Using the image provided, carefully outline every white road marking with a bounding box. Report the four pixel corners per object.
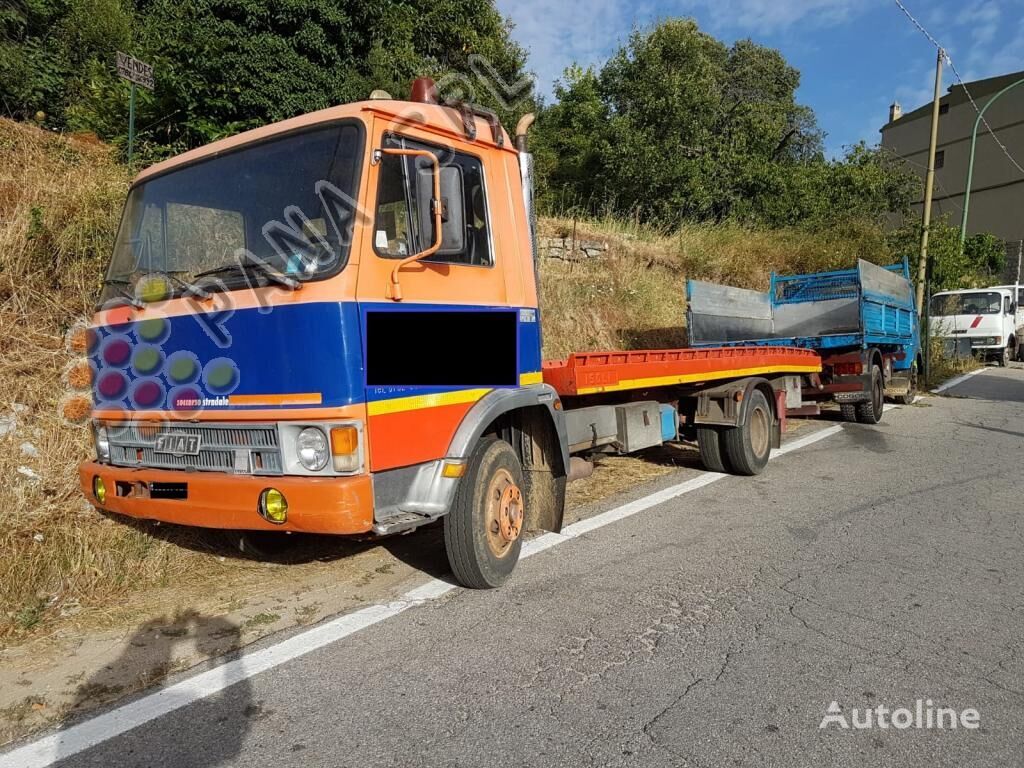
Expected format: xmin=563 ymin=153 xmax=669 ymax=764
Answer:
xmin=931 ymin=367 xmax=987 ymax=394
xmin=0 ymin=423 xmax=847 ymax=768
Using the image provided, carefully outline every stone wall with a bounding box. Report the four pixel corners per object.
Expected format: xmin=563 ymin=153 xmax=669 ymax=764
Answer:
xmin=538 ymin=236 xmax=609 ymax=261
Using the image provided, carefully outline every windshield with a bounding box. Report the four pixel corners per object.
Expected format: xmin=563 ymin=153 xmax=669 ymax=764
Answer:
xmin=930 ymin=291 xmax=1002 ymax=316
xmin=103 ymin=122 xmax=363 ymax=302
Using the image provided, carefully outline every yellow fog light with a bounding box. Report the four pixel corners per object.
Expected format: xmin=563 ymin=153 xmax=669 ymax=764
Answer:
xmin=259 ymin=488 xmax=288 ymax=524
xmin=93 ymin=476 xmax=107 ymax=504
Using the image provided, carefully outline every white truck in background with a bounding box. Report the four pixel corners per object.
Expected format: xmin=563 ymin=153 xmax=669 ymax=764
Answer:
xmin=930 ymin=287 xmax=1022 ymax=366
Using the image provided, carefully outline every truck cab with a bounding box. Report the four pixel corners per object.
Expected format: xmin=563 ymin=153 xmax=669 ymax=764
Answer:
xmin=81 ymin=83 xmax=569 ymax=587
xmin=930 ymin=287 xmax=1020 ymax=365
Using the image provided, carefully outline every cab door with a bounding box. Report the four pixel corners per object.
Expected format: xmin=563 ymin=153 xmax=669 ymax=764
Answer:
xmin=355 ymin=120 xmax=526 ymax=472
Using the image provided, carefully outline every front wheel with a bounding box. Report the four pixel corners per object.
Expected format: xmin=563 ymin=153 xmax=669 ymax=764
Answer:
xmin=444 ymin=437 xmax=525 ymax=589
xmin=997 ymin=344 xmax=1010 ymax=367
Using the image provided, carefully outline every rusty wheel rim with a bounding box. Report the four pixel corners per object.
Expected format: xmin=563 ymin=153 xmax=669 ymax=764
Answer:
xmin=485 ymin=468 xmax=523 ymax=558
xmin=750 ymin=405 xmax=770 ymax=458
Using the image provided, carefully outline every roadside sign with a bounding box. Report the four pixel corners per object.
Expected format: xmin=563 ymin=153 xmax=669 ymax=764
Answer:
xmin=116 ymin=51 xmax=154 ymax=91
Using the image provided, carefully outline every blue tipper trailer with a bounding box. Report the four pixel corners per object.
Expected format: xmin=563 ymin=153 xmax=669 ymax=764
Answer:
xmin=686 ymin=258 xmax=921 ymax=424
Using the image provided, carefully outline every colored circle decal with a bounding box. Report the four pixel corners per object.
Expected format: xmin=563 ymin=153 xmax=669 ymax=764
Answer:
xmin=66 ymin=360 xmax=95 ymax=390
xmin=168 ymin=385 xmax=203 ymax=415
xmin=136 ymin=317 xmax=170 ymax=344
xmin=138 ymin=277 xmax=170 ymax=304
xmin=203 ymin=357 xmax=240 ymax=395
xmin=166 ymin=351 xmax=200 ymax=384
xmin=101 ymin=335 xmax=133 ymax=368
xmin=132 ymin=346 xmax=163 ymax=376
xmin=96 ymin=370 xmax=128 ymax=401
xmin=130 ymin=378 xmax=165 ymax=409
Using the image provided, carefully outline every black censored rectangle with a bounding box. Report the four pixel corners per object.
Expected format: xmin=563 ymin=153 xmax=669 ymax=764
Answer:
xmin=365 ymin=310 xmax=518 ymax=387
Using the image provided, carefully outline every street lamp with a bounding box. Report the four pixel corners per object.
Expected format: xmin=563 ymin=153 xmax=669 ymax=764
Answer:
xmin=959 ymin=76 xmax=1024 ymax=246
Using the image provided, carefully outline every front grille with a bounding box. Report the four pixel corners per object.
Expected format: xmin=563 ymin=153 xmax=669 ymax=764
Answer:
xmin=107 ymin=422 xmax=283 ymax=475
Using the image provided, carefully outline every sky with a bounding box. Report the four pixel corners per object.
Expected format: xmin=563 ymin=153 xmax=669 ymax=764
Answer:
xmin=494 ymin=0 xmax=1024 ymax=157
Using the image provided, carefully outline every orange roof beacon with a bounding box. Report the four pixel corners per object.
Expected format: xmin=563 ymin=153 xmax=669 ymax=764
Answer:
xmin=81 ymin=79 xmax=917 ymax=588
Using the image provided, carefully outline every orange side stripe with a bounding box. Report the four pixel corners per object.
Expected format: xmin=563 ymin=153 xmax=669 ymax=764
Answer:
xmin=228 ymin=393 xmax=323 ymax=406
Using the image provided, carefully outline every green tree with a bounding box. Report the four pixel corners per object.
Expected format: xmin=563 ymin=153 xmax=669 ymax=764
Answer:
xmin=4 ymin=0 xmax=534 ymax=160
xmin=886 ymin=218 xmax=1005 ymax=292
xmin=0 ymin=0 xmax=131 ymax=125
xmin=533 ymin=18 xmax=918 ymax=231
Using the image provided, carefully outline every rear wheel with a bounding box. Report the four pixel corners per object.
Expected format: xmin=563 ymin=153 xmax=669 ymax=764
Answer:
xmin=895 ymin=361 xmax=919 ymax=406
xmin=444 ymin=437 xmax=525 ymax=589
xmin=839 ymin=403 xmax=858 ymax=422
xmin=1016 ymin=340 xmax=1024 ymax=362
xmin=697 ymin=426 xmax=728 ymax=473
xmin=855 ymin=365 xmax=884 ymax=424
xmin=721 ymin=389 xmax=773 ymax=476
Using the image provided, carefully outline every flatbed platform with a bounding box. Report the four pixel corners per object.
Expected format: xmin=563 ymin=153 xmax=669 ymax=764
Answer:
xmin=542 ymin=346 xmax=822 ymax=397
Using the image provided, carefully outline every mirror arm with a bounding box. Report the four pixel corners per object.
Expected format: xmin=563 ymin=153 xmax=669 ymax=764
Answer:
xmin=378 ymin=147 xmax=443 ymax=302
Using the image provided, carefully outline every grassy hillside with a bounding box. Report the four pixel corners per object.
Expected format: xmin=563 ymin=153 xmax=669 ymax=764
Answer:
xmin=0 ymin=118 xmax=901 ymax=640
xmin=537 ymin=215 xmax=895 ymax=359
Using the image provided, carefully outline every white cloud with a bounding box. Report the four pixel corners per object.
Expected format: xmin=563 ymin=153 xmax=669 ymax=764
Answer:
xmin=955 ymin=0 xmax=1001 ymax=45
xmin=496 ymin=0 xmax=638 ymax=95
xmin=497 ymin=0 xmax=871 ymax=96
xmin=673 ymin=0 xmax=871 ymax=33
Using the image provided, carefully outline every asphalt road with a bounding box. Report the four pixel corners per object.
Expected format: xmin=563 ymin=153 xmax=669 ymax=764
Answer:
xmin=25 ymin=367 xmax=1024 ymax=767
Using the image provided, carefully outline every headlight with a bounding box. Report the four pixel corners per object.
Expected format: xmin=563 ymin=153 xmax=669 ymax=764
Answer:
xmin=296 ymin=427 xmax=329 ymax=471
xmin=94 ymin=424 xmax=110 ymax=461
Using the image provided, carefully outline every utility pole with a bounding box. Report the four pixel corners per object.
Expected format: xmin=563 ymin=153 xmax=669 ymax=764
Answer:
xmin=916 ymin=48 xmax=944 ymax=315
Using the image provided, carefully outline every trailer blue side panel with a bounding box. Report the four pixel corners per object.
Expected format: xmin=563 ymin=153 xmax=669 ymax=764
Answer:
xmin=687 ymin=259 xmax=920 ymax=370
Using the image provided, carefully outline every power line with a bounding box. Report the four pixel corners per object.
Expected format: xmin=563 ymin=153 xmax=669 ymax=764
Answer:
xmin=892 ymin=0 xmax=1024 ymax=177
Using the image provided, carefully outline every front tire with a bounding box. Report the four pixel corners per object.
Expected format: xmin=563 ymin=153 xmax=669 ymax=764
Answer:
xmin=997 ymin=344 xmax=1010 ymax=367
xmin=855 ymin=365 xmax=884 ymax=424
xmin=444 ymin=437 xmax=525 ymax=589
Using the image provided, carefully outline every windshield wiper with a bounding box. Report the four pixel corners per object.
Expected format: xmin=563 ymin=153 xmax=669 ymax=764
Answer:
xmin=194 ymin=255 xmax=301 ymax=291
xmin=163 ymin=272 xmax=212 ymax=300
xmin=103 ymin=279 xmax=144 ymax=309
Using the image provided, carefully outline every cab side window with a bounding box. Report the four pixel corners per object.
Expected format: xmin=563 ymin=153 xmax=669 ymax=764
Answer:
xmin=373 ymin=135 xmax=493 ymax=267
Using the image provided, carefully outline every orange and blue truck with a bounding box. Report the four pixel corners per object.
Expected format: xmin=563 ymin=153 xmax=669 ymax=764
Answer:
xmin=79 ymin=79 xmax=852 ymax=588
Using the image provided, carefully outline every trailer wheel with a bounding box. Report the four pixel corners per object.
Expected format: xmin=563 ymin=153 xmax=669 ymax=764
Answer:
xmin=855 ymin=365 xmax=884 ymax=424
xmin=697 ymin=426 xmax=728 ymax=473
xmin=721 ymin=389 xmax=772 ymax=476
xmin=444 ymin=437 xmax=525 ymax=589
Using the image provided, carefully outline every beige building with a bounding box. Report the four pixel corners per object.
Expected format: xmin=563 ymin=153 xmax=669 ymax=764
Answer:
xmin=881 ymin=71 xmax=1024 ymax=279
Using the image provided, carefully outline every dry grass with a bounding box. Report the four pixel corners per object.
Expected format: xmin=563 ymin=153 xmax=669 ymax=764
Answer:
xmin=538 ymin=215 xmax=895 ymax=359
xmin=0 ymin=119 xmax=904 ymax=643
xmin=0 ymin=119 xmax=206 ymax=641
xmin=925 ymin=337 xmax=982 ymax=388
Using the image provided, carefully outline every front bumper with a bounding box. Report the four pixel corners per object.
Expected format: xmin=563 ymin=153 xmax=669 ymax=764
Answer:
xmin=79 ymin=461 xmax=374 ymax=534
